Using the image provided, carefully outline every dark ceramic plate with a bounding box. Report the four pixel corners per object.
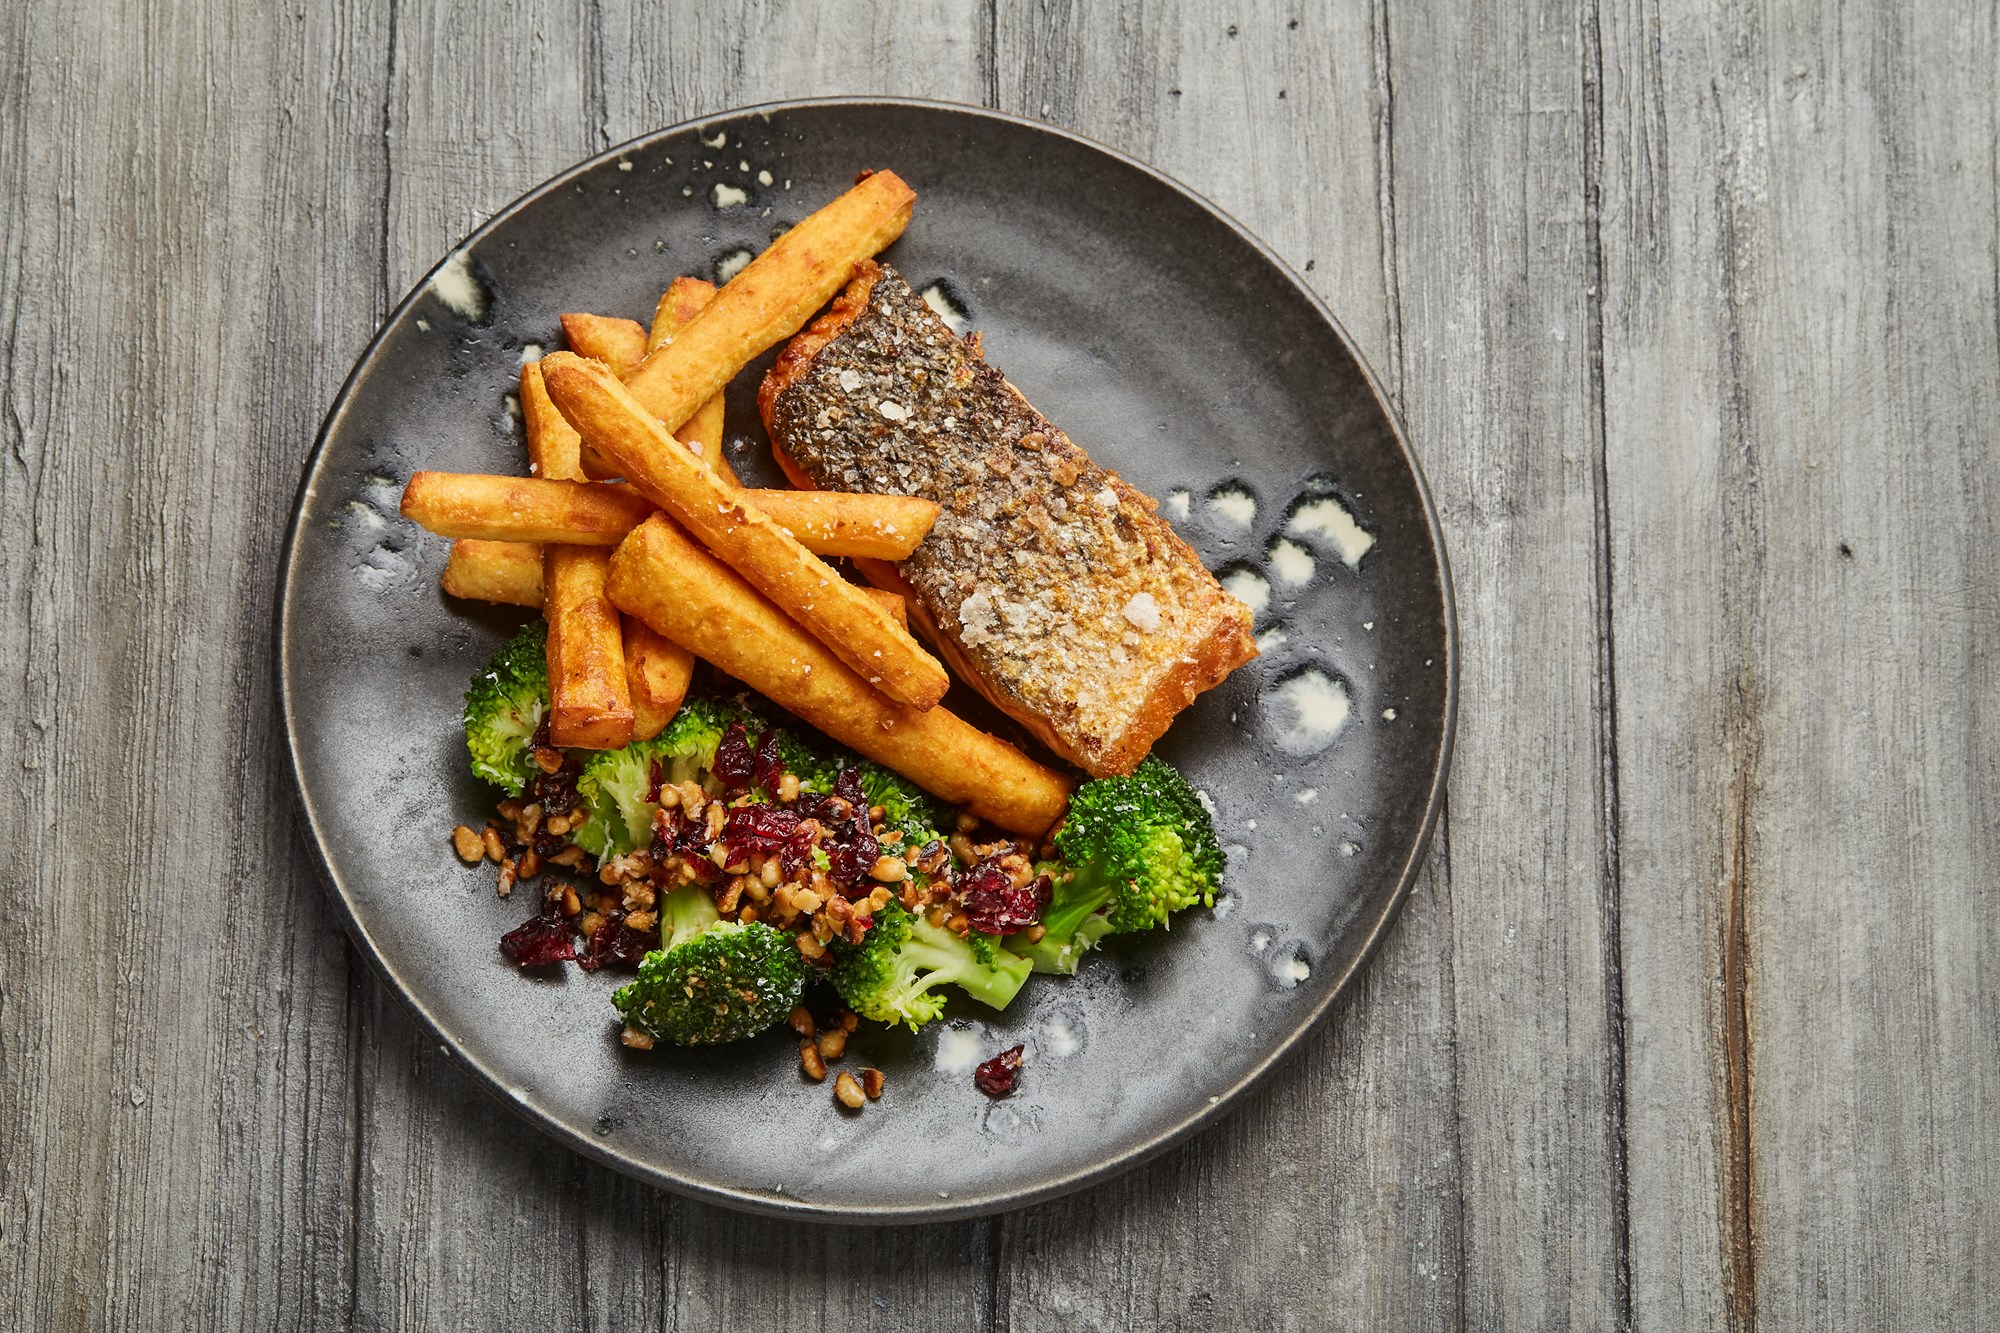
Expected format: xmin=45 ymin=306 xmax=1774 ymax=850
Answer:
xmin=279 ymin=98 xmax=1455 ymax=1221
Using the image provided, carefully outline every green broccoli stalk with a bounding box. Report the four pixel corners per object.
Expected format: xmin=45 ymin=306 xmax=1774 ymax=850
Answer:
xmin=613 ymin=886 xmax=807 ymax=1044
xmin=830 ymin=900 xmax=1032 ymax=1030
xmin=463 ymin=620 xmax=549 ymax=795
xmin=572 ymin=697 xmax=747 ymax=858
xmin=1009 ymin=756 xmax=1223 ymax=974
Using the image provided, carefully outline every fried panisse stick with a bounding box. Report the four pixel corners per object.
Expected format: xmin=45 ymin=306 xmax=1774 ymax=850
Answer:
xmin=403 ymin=472 xmax=936 ymax=559
xmin=559 ymin=313 xmax=649 ymax=379
xmin=402 ymin=472 xmax=654 ymax=545
xmin=625 ymin=617 xmax=693 ymax=741
xmin=543 ymin=545 xmax=633 ymax=748
xmin=442 ymin=539 xmax=541 ymax=606
xmin=646 ymin=276 xmax=735 ymax=484
xmin=608 ymin=515 xmax=1071 ymax=834
xmin=621 ymin=171 xmax=916 ymax=435
xmin=441 ymin=537 xmax=909 ymax=625
xmin=521 ymin=362 xmax=583 ymax=479
xmin=540 ymin=352 xmax=950 ymax=710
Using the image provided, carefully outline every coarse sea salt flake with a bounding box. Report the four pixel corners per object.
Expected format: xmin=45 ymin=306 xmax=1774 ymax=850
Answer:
xmin=1094 ymin=487 xmax=1119 ymax=508
xmin=878 ymin=400 xmax=911 ymax=422
xmin=1122 ymin=592 xmax=1161 ymax=631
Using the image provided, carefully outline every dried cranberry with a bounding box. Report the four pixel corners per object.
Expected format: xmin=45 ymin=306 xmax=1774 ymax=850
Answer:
xmin=958 ymin=863 xmax=1049 ymax=936
xmin=578 ymin=910 xmax=655 ymax=971
xmin=824 ymin=825 xmax=881 ymax=889
xmin=752 ymin=730 xmax=787 ymax=794
xmin=973 ymin=1045 xmax=1024 ymax=1098
xmin=646 ymin=758 xmax=666 ymax=804
xmin=500 ymin=908 xmax=576 ymax=969
xmin=712 ymin=722 xmax=755 ymax=789
xmin=720 ymin=804 xmax=814 ymax=872
xmin=833 ymin=766 xmax=866 ymax=809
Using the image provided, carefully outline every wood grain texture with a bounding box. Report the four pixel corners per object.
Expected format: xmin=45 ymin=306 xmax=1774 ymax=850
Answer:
xmin=1602 ymin=2 xmax=2000 ymax=1328
xmin=1 ymin=0 xmax=1994 ymax=1328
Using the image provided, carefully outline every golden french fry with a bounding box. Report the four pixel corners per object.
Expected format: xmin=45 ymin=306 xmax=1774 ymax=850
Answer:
xmin=607 ymin=515 xmax=1071 ymax=834
xmin=520 ymin=363 xmax=584 ymax=480
xmin=406 ymin=471 xmax=933 ymax=560
xmin=622 ymin=172 xmax=916 ymax=435
xmin=401 ymin=472 xmax=654 ymax=545
xmin=729 ymin=488 xmax=936 ymax=561
xmin=560 ymin=313 xmax=649 ymax=379
xmin=541 ymin=352 xmax=950 ymax=710
xmin=442 ymin=539 xmax=542 ymax=606
xmin=579 ymin=278 xmax=735 ymax=483
xmin=624 ymin=616 xmax=694 ymax=742
xmin=543 ymin=545 xmax=633 ymax=749
xmin=862 ymin=586 xmax=907 ymax=629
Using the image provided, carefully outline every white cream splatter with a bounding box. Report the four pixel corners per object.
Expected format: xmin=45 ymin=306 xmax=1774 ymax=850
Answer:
xmin=1295 ymin=787 xmax=1319 ymax=805
xmin=757 ymin=168 xmax=774 ymax=186
xmin=920 ymin=283 xmax=970 ymax=333
xmin=429 ymin=251 xmax=488 ymax=322
xmin=1256 ymin=625 xmax=1289 ymax=653
xmin=1287 ymin=495 xmax=1376 ymax=568
xmin=503 ymin=394 xmax=521 ymax=421
xmin=415 ymin=317 xmax=431 ymax=333
xmin=1165 ymin=489 xmax=1191 ymax=520
xmin=345 ymin=500 xmax=386 ymax=530
xmin=1340 ymin=840 xmax=1361 ymax=857
xmin=1222 ymin=568 xmax=1270 ymax=616
xmin=715 ymin=248 xmax=753 ymax=283
xmin=1284 ymin=954 xmax=1311 ymax=985
xmin=713 ymin=182 xmax=748 ymax=208
xmin=1266 ymin=668 xmax=1351 ymax=755
xmin=1121 ymin=592 xmax=1161 ymax=631
xmin=1383 ymin=707 xmax=1398 ymax=721
xmin=518 ymin=343 xmax=543 ymax=364
xmin=617 ymin=158 xmax=633 ymax=172
xmin=700 ymin=127 xmax=727 ymax=148
xmin=935 ymin=1028 xmax=984 ymax=1072
xmin=1208 ymin=486 xmax=1257 ymax=528
xmin=877 ymin=400 xmax=911 ymax=422
xmin=1041 ymin=1016 xmax=1080 ymax=1057
xmin=1212 ymin=892 xmax=1237 ymax=919
xmin=1268 ymin=538 xmax=1316 ymax=587
xmin=837 ymin=368 xmax=863 ymax=392
xmin=1250 ymin=929 xmax=1272 ymax=954
xmin=1196 ymin=789 xmax=1219 ymax=819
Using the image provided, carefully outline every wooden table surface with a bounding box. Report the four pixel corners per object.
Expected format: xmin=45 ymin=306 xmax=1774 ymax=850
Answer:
xmin=4 ymin=1 xmax=1993 ymax=1328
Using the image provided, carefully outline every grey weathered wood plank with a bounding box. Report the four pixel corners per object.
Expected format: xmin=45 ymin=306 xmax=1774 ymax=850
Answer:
xmin=1383 ymin=0 xmax=1629 ymax=1324
xmin=1602 ymin=2 xmax=2000 ymax=1327
xmin=0 ymin=2 xmax=388 ymax=1329
xmin=991 ymin=5 xmax=1466 ymax=1330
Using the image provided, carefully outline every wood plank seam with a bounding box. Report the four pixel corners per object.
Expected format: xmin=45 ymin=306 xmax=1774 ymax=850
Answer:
xmin=1580 ymin=2 xmax=1636 ymax=1328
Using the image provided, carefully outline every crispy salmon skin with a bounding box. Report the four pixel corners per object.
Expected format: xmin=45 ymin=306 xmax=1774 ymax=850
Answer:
xmin=760 ymin=263 xmax=1256 ymax=776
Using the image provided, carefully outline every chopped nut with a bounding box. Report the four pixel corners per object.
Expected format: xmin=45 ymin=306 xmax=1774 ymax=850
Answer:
xmin=516 ymin=850 xmax=541 ymax=880
xmin=559 ymin=885 xmax=582 ymax=916
xmin=758 ymin=857 xmax=783 ymax=889
xmin=742 ymin=876 xmax=771 ymax=905
xmin=861 ymin=1067 xmax=885 ymax=1099
xmin=868 ymin=804 xmax=886 ymax=823
xmin=549 ymin=845 xmax=589 ymax=870
xmin=867 ymin=886 xmax=893 ymax=912
xmin=496 ymin=798 xmax=525 ymax=823
xmin=955 ymin=811 xmax=980 ymax=834
xmin=899 ymin=883 xmax=921 ymax=911
xmin=833 ymin=1071 xmax=866 ymax=1109
xmin=545 ymin=811 xmax=573 ymax=837
xmin=621 ymin=883 xmax=657 ymax=910
xmin=950 ymin=833 xmax=979 ymax=865
xmin=788 ymin=1006 xmax=816 ymax=1038
xmin=800 ymin=1040 xmax=827 ymax=1081
xmin=817 ymin=1028 xmax=848 ymax=1061
xmin=715 ymin=880 xmax=744 ymax=915
xmin=839 ymin=1010 xmax=859 ymax=1032
xmin=624 ymin=910 xmax=657 ymax=932
xmin=869 ymin=855 xmax=908 ymax=883
xmin=497 ymin=858 xmax=518 ymax=897
xmin=999 ymin=852 xmax=1034 ymax=887
xmin=795 ymin=931 xmax=826 ymax=960
xmin=739 ymin=906 xmax=758 ymax=924
xmin=533 ymin=747 xmax=564 ymax=774
xmin=705 ymin=802 xmax=727 ymax=841
xmin=1025 ymin=923 xmax=1047 ymax=943
xmin=824 ymin=895 xmax=853 ymax=927
xmin=452 ymin=826 xmax=484 ymax=864
xmin=577 ymin=910 xmax=605 ymax=939
xmin=679 ymin=781 xmax=707 ymax=818
xmin=777 ymin=772 xmax=800 ymax=803
xmin=812 ymin=913 xmax=838 ymax=944
xmin=656 ymin=783 xmax=680 ymax=810
xmin=620 ymin=1025 xmax=655 ymax=1050
xmin=522 ymin=803 xmax=544 ymax=837
xmin=946 ymin=911 xmax=970 ymax=935
xmin=481 ymin=826 xmax=507 ymax=862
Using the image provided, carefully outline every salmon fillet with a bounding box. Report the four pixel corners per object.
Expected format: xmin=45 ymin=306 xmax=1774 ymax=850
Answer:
xmin=759 ymin=263 xmax=1257 ymax=776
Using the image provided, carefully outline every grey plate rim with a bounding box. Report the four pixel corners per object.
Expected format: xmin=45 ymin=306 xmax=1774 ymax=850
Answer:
xmin=276 ymin=94 xmax=1458 ymax=1224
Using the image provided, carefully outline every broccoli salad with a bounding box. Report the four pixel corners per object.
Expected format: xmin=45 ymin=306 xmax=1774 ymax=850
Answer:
xmin=452 ymin=620 xmax=1222 ymax=1108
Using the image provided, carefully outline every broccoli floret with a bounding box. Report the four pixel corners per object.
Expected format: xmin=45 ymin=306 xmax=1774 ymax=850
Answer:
xmin=854 ymin=762 xmax=948 ymax=847
xmin=830 ymin=900 xmax=1031 ymax=1030
xmin=1009 ymin=757 xmax=1222 ymax=974
xmin=463 ymin=620 xmax=549 ymax=795
xmin=613 ymin=886 xmax=806 ymax=1044
xmin=573 ymin=697 xmax=747 ymax=858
